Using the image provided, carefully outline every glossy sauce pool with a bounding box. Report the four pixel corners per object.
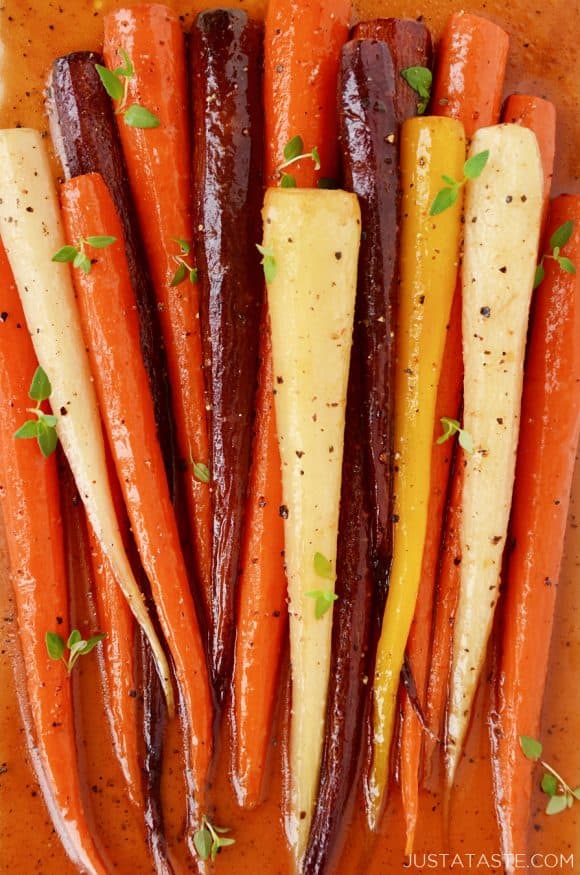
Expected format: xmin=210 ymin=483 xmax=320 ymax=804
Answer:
xmin=0 ymin=1 xmax=578 ymax=873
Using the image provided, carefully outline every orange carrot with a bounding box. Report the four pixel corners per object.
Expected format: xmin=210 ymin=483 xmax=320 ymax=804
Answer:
xmin=400 ymin=12 xmax=509 ymax=849
xmin=102 ymin=5 xmax=212 ymax=617
xmin=0 ymin=241 xmax=109 ymax=875
xmin=491 ymin=196 xmax=579 ymax=870
xmin=87 ymin=474 xmax=140 ymax=808
xmin=60 ymin=173 xmax=212 ymax=811
xmin=431 ymin=12 xmax=509 ymax=139
xmin=231 ymin=0 xmax=350 ymax=808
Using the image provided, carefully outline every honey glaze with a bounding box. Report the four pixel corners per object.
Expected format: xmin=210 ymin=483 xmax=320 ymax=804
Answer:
xmin=0 ymin=1 xmax=578 ymax=873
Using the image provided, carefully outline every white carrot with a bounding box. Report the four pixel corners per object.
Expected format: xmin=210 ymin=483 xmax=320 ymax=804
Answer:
xmin=263 ymin=188 xmax=361 ymax=866
xmin=446 ymin=124 xmax=543 ymax=785
xmin=0 ymin=128 xmax=174 ymax=715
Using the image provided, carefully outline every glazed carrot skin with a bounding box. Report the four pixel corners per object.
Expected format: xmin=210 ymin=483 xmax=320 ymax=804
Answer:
xmin=491 ymin=196 xmax=580 ymax=869
xmin=0 ymin=243 xmax=109 ymax=875
xmin=103 ymin=5 xmax=212 ymax=617
xmin=350 ymin=18 xmax=432 ymax=122
xmin=191 ymin=9 xmax=264 ymax=702
xmin=502 ymin=95 xmax=556 ymax=228
xmin=232 ymin=0 xmax=350 ymax=808
xmin=60 ymin=173 xmax=212 ymax=805
xmin=414 ymin=14 xmax=510 ymax=795
xmin=46 ymin=52 xmax=176 ymax=491
xmin=302 ymin=39 xmax=396 ymax=875
xmin=264 ymin=0 xmax=350 ymax=186
xmin=431 ymin=12 xmax=509 ymax=139
xmin=423 ymin=90 xmax=556 ymax=783
xmin=87 ymin=482 xmax=140 ymax=808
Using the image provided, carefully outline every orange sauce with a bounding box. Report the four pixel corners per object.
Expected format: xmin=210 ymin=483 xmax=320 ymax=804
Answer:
xmin=0 ymin=1 xmax=578 ymax=873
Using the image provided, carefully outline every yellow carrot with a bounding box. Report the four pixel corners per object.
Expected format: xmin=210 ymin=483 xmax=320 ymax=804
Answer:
xmin=366 ymin=116 xmax=465 ymax=830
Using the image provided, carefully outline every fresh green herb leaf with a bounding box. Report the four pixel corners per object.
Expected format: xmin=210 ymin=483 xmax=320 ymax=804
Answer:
xmin=95 ymin=64 xmax=124 ymax=102
xmin=546 ymin=795 xmax=568 ymax=816
xmin=171 ymin=263 xmax=188 ymax=287
xmin=193 ymin=827 xmax=212 ymax=861
xmin=67 ymin=630 xmax=82 ymax=649
xmin=85 ymin=235 xmax=117 ymax=249
xmin=311 ymin=146 xmax=321 ymax=171
xmin=193 ymin=818 xmax=235 ymax=862
xmin=305 ymin=589 xmax=338 ymax=619
xmin=430 ymin=150 xmax=490 ymax=215
xmin=283 ymin=135 xmax=303 ymax=162
xmin=550 ymin=220 xmax=574 ymax=251
xmin=256 ymin=244 xmax=277 ymax=283
xmin=317 ymin=177 xmax=339 ymax=190
xmin=541 ymin=773 xmax=558 ymax=796
xmin=39 ymin=413 xmax=58 ymax=428
xmin=29 ymin=366 xmax=52 ymax=402
xmin=73 ymin=250 xmax=85 ymax=269
xmin=113 ymin=47 xmax=134 ymax=79
xmin=534 ymin=262 xmax=546 ymax=290
xmin=313 ymin=551 xmax=334 ymax=580
xmin=172 ymin=237 xmax=191 ymax=256
xmin=189 ymin=268 xmax=198 ymax=283
xmin=458 ymin=428 xmax=474 ymax=455
xmin=46 ymin=628 xmax=106 ymax=673
xmin=13 ymin=420 xmax=40 ymax=440
xmin=400 ymin=65 xmax=432 ymax=114
xmin=534 ymin=220 xmax=576 ymax=289
xmin=520 ymin=734 xmax=543 ymax=760
xmin=429 ymin=185 xmax=459 ymax=216
xmin=81 ymin=633 xmax=107 ymax=655
xmin=463 ymin=149 xmax=490 ymax=180
xmin=124 ymin=105 xmax=161 ymax=128
xmin=51 ymin=245 xmax=78 ymax=264
xmin=436 ymin=417 xmax=474 ymax=454
xmin=573 ymin=787 xmax=580 ymax=801
xmin=557 ymin=256 xmax=576 ymax=275
xmin=281 ymin=173 xmax=297 ymax=188
xmin=192 ymin=461 xmax=210 ymax=484
xmin=37 ymin=421 xmax=59 ymax=458
xmin=45 ymin=631 xmax=65 ymax=661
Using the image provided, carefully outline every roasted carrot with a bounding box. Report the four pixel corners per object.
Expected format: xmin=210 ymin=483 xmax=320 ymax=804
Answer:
xmin=404 ymin=16 xmax=510 ymax=827
xmin=264 ymin=189 xmax=361 ymax=866
xmin=0 ymin=241 xmax=109 ymax=875
xmin=431 ymin=12 xmax=509 ymax=139
xmin=87 ymin=477 xmax=140 ymax=808
xmin=191 ymin=9 xmax=264 ymax=703
xmin=502 ymin=95 xmax=556 ymax=228
xmin=303 ymin=36 xmax=398 ymax=875
xmin=102 ymin=5 xmax=212 ymax=616
xmin=264 ymin=0 xmax=350 ymax=187
xmin=59 ymin=172 xmax=212 ymax=809
xmin=367 ymin=115 xmax=465 ymax=831
xmin=422 ymin=94 xmax=556 ymax=794
xmin=446 ymin=126 xmax=544 ymax=788
xmin=46 ymin=51 xmax=176 ymax=493
xmin=491 ymin=195 xmax=580 ymax=871
xmin=232 ymin=0 xmax=350 ymax=809
xmin=0 ymin=128 xmax=173 ymax=713
xmin=350 ymin=18 xmax=432 ymax=123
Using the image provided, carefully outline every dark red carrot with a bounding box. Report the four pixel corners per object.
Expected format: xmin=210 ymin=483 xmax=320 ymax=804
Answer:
xmin=491 ymin=199 xmax=579 ymax=872
xmin=46 ymin=51 xmax=176 ymax=492
xmin=232 ymin=0 xmax=350 ymax=808
xmin=191 ymin=8 xmax=264 ymax=703
xmin=102 ymin=5 xmax=212 ymax=616
xmin=0 ymin=241 xmax=109 ymax=875
xmin=351 ymin=18 xmax=432 ymax=122
xmin=60 ymin=172 xmax=212 ymax=810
